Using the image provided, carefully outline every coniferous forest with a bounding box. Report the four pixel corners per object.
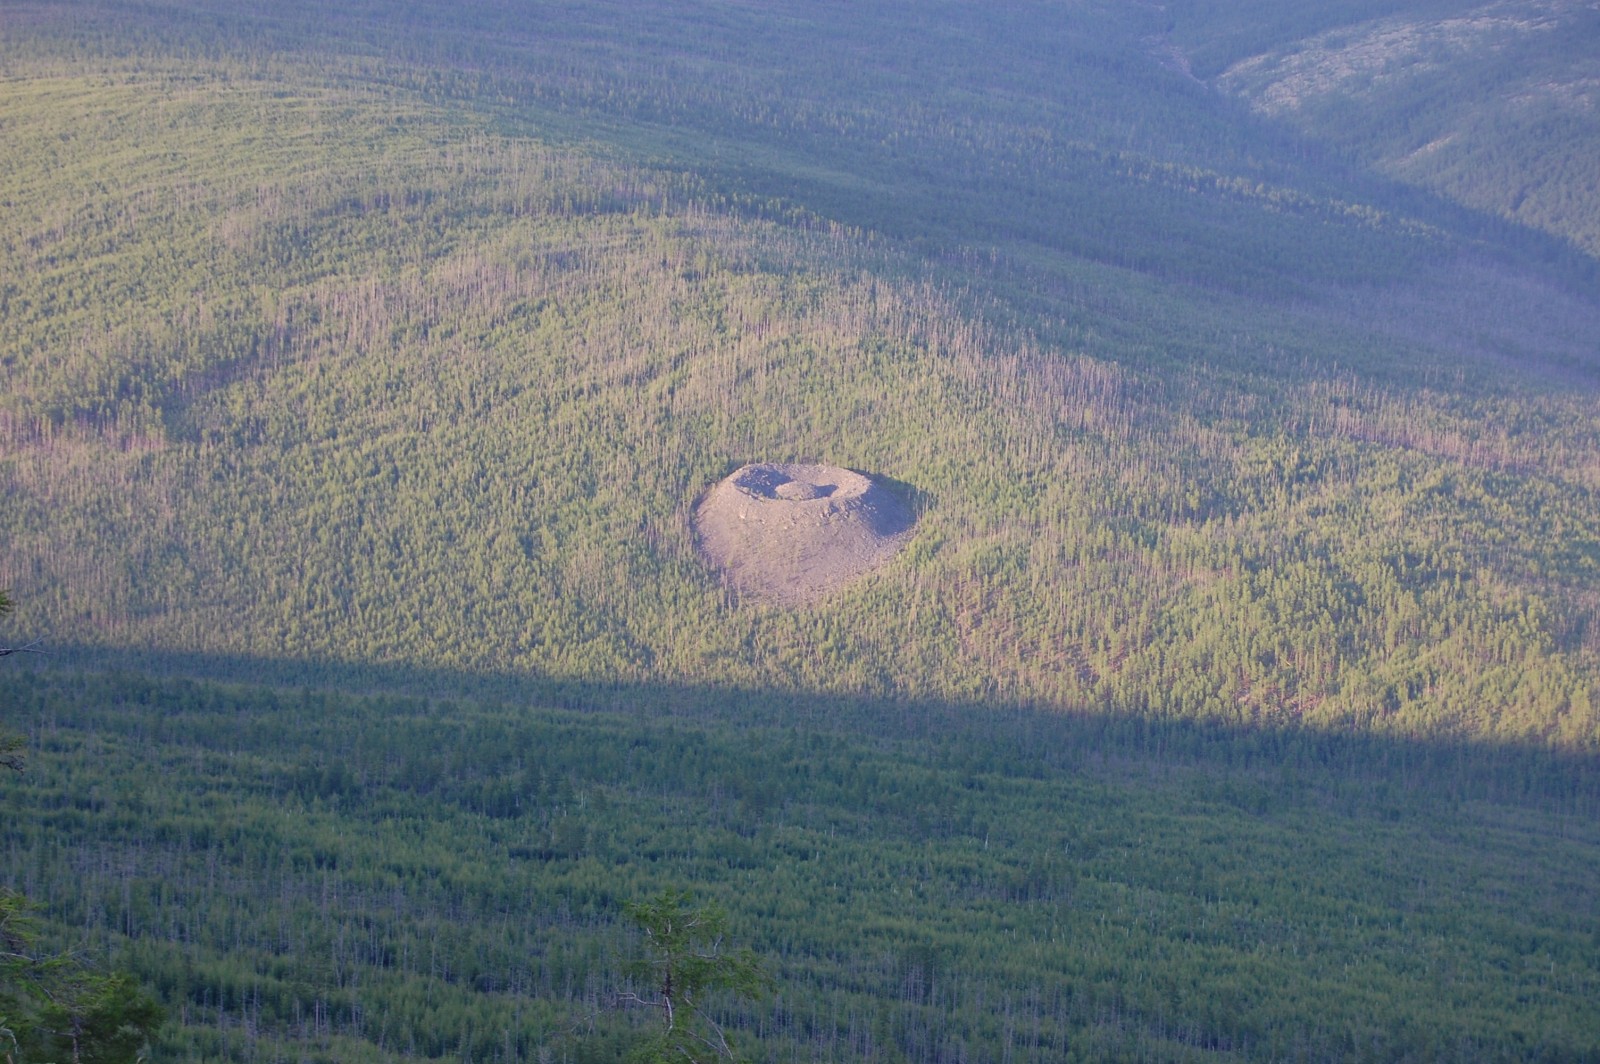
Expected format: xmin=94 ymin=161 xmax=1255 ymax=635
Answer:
xmin=2 ymin=0 xmax=1599 ymax=1060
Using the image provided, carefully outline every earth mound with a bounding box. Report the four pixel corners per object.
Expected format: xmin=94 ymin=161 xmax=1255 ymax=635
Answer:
xmin=693 ymin=463 xmax=916 ymax=604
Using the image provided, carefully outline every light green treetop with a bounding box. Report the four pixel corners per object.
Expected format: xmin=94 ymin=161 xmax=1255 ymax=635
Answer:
xmin=619 ymin=890 xmax=772 ymax=1063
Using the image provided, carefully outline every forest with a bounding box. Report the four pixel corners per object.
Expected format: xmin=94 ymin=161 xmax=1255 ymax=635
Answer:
xmin=2 ymin=0 xmax=1598 ymax=1059
xmin=3 ymin=667 xmax=1598 ymax=1061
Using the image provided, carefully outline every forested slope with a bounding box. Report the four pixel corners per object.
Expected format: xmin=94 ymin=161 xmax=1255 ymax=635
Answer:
xmin=1171 ymin=0 xmax=1600 ymax=258
xmin=4 ymin=0 xmax=1600 ymax=744
xmin=4 ymin=669 xmax=1597 ymax=1061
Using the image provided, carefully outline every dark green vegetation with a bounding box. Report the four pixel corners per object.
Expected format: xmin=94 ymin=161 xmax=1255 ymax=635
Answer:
xmin=4 ymin=669 xmax=1598 ymax=1061
xmin=0 ymin=898 xmax=163 ymax=1064
xmin=1174 ymin=0 xmax=1600 ymax=259
xmin=2 ymin=0 xmax=1599 ymax=1059
xmin=3 ymin=588 xmax=163 ymax=1064
xmin=620 ymin=890 xmax=771 ymax=1062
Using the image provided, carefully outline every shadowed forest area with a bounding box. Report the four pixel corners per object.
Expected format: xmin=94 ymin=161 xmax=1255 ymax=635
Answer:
xmin=3 ymin=662 xmax=1598 ymax=1061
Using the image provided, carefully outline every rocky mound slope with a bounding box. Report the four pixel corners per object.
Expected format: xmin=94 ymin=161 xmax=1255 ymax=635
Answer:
xmin=693 ymin=463 xmax=916 ymax=604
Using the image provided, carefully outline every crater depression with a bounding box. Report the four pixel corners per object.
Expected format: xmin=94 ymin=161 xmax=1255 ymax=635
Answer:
xmin=693 ymin=463 xmax=916 ymax=604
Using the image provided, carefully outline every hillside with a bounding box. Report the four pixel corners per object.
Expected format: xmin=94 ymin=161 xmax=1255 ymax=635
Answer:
xmin=3 ymin=0 xmax=1599 ymax=744
xmin=1169 ymin=0 xmax=1600 ymax=257
xmin=4 ymin=2 xmax=1600 ymax=1060
xmin=4 ymin=668 xmax=1597 ymax=1061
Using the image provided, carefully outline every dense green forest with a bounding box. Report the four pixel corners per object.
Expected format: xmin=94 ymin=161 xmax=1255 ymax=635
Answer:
xmin=4 ymin=668 xmax=1598 ymax=1061
xmin=2 ymin=0 xmax=1599 ymax=1059
xmin=1173 ymin=0 xmax=1600 ymax=258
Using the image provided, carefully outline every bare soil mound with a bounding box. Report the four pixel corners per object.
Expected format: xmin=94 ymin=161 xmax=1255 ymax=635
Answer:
xmin=693 ymin=463 xmax=916 ymax=604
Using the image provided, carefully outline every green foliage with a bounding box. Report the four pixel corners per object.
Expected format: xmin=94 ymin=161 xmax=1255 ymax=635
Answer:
xmin=31 ymin=974 xmax=164 ymax=1064
xmin=0 ymin=9 xmax=1597 ymax=747
xmin=0 ymin=599 xmax=42 ymax=661
xmin=1175 ymin=0 xmax=1600 ymax=260
xmin=3 ymin=595 xmax=161 ymax=1064
xmin=0 ymin=6 xmax=1598 ymax=1058
xmin=620 ymin=891 xmax=770 ymax=1062
xmin=2 ymin=669 xmax=1597 ymax=1061
xmin=1 ymin=890 xmax=164 ymax=1064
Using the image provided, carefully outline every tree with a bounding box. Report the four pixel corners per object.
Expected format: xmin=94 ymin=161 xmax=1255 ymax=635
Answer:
xmin=33 ymin=973 xmax=164 ymax=1064
xmin=616 ymin=890 xmax=771 ymax=1063
xmin=1 ymin=590 xmax=31 ymax=774
xmin=0 ymin=596 xmax=160 ymax=1063
xmin=2 ymin=889 xmax=164 ymax=1064
xmin=0 ymin=590 xmax=43 ymax=661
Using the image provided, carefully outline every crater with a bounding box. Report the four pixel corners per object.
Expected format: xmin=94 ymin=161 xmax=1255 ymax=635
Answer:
xmin=693 ymin=462 xmax=916 ymax=604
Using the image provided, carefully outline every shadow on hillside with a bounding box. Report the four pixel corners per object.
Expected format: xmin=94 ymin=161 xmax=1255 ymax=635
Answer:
xmin=20 ymin=642 xmax=1600 ymax=816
